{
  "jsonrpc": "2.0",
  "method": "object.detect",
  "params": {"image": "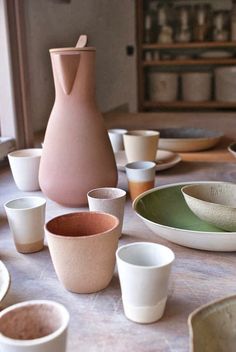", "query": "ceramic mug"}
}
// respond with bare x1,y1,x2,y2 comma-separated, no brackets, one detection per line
87,187,126,237
116,242,175,324
0,300,69,352
125,161,156,201
123,130,159,163
46,211,119,293
8,149,42,191
4,197,46,254
108,129,127,153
